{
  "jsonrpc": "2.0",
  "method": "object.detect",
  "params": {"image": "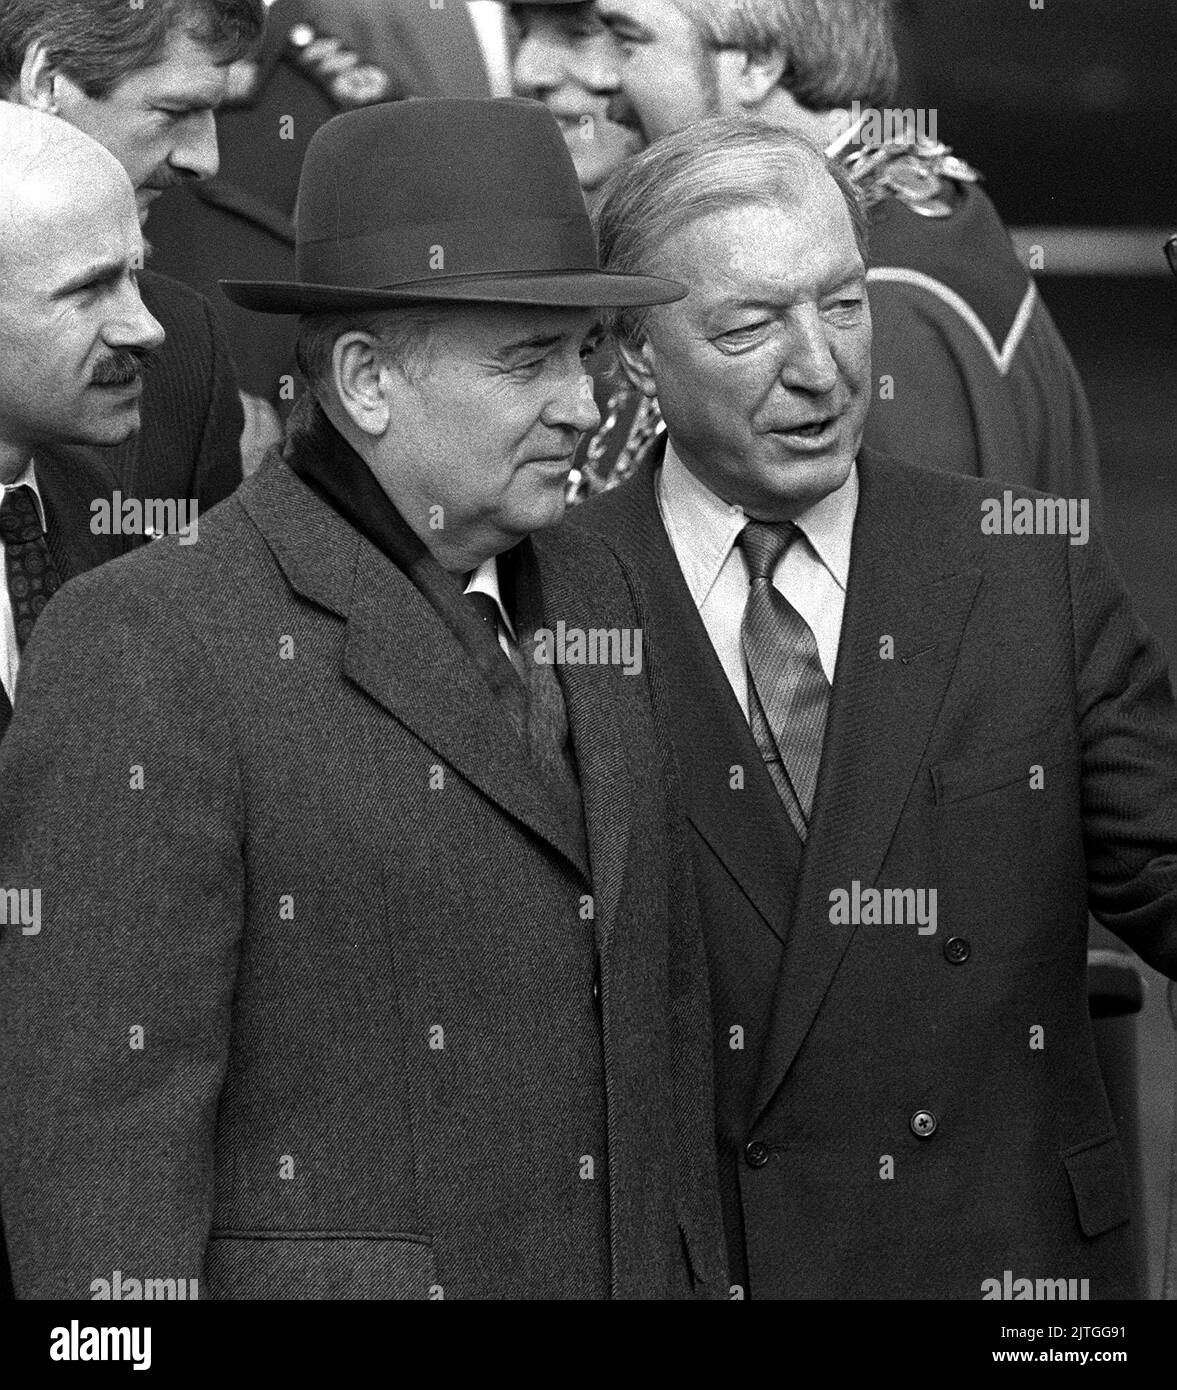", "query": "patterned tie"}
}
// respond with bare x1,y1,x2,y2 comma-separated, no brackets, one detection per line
738,520,830,840
465,588,526,681
1,484,61,652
